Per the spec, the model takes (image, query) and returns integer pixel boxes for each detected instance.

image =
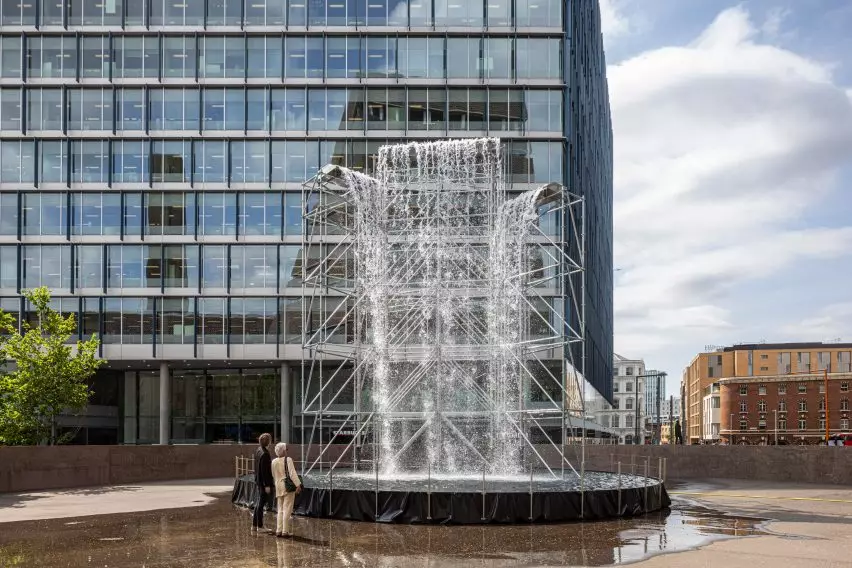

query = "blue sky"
[603,0,852,394]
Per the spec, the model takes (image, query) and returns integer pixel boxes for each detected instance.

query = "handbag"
[284,458,303,493]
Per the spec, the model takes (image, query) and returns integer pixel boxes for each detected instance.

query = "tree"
[0,287,105,445]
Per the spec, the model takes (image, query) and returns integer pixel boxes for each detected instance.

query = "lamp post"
[729,413,734,444]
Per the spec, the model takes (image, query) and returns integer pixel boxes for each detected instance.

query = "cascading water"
[344,138,547,477]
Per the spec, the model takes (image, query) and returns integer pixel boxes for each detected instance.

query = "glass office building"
[0,0,612,444]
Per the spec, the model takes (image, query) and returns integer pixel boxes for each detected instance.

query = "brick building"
[683,343,852,445]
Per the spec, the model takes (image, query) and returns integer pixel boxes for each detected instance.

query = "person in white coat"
[271,442,302,537]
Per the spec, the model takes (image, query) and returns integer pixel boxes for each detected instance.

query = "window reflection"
[72,192,122,236]
[163,245,199,288]
[199,193,236,235]
[231,245,277,289]
[160,299,196,345]
[240,193,282,237]
[22,245,71,291]
[202,245,227,288]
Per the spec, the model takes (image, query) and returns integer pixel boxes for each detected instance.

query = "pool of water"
[0,495,767,567]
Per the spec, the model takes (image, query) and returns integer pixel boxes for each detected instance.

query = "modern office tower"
[0,0,612,444]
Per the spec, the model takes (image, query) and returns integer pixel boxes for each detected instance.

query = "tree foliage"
[0,287,105,445]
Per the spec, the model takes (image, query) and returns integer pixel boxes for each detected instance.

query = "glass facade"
[0,0,614,442]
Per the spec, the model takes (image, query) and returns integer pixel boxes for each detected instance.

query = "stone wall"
[574,445,852,485]
[2,444,850,493]
[0,444,349,493]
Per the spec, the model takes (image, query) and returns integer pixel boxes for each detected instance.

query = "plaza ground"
[0,477,850,567]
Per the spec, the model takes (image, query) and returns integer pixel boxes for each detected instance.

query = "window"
[757,400,767,412]
[625,398,633,410]
[838,352,851,373]
[758,385,767,395]
[71,140,109,183]
[778,383,787,395]
[68,89,113,131]
[146,192,195,236]
[22,245,71,291]
[525,90,563,132]
[778,399,787,411]
[739,401,747,413]
[246,0,286,25]
[152,140,191,183]
[778,352,791,374]
[516,38,561,80]
[798,383,807,394]
[103,298,154,344]
[150,0,204,25]
[760,366,769,371]
[247,36,283,78]
[612,382,619,393]
[739,420,747,431]
[842,382,849,393]
[611,398,619,410]
[797,352,810,373]
[150,89,200,131]
[23,193,67,236]
[230,141,269,184]
[819,383,826,394]
[199,193,236,235]
[760,354,768,360]
[230,245,277,290]
[193,140,227,183]
[625,381,633,392]
[230,298,278,344]
[200,297,226,343]
[819,418,826,431]
[0,193,18,236]
[117,89,145,131]
[79,36,110,79]
[203,88,244,131]
[739,385,747,395]
[758,420,766,431]
[778,418,787,430]
[27,36,77,79]
[159,298,196,345]
[270,89,306,132]
[817,351,830,371]
[75,245,104,289]
[163,245,199,289]
[107,245,161,289]
[0,89,21,133]
[625,415,634,428]
[798,418,807,431]
[1,37,22,79]
[201,245,227,289]
[162,36,197,78]
[113,141,149,183]
[819,398,826,411]
[798,399,807,412]
[239,193,282,237]
[0,140,35,183]
[842,419,850,431]
[841,399,849,411]
[516,0,561,27]
[1,0,36,24]
[611,415,619,428]
[70,0,123,25]
[72,192,121,236]
[200,36,245,78]
[0,245,18,289]
[113,36,159,78]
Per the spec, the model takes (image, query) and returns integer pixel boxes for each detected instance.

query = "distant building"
[592,354,646,444]
[683,342,852,445]
[702,384,721,443]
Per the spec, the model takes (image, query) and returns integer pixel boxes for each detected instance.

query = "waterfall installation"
[291,138,670,523]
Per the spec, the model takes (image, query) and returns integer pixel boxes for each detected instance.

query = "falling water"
[346,138,549,477]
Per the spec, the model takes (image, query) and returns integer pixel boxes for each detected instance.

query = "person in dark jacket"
[251,433,275,533]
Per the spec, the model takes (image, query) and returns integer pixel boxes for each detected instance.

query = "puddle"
[0,496,768,567]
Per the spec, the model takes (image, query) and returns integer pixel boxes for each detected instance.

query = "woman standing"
[271,442,302,537]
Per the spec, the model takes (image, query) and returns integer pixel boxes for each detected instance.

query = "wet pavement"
[0,494,767,567]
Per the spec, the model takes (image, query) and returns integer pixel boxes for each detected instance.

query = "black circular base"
[234,472,671,524]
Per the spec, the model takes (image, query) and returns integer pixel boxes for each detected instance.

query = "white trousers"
[276,492,296,534]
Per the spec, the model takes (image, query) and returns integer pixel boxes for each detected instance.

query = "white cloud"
[600,0,630,44]
[781,303,852,342]
[610,7,852,372]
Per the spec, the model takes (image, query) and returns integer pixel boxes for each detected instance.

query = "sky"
[601,0,852,394]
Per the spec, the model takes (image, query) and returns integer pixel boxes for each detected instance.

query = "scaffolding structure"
[298,139,586,480]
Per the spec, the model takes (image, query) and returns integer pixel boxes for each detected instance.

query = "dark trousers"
[252,486,272,528]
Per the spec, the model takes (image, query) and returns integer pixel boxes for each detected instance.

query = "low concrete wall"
[0,444,348,493]
[2,444,850,493]
[575,445,852,485]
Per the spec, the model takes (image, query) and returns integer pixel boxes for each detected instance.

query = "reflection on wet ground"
[0,496,767,567]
